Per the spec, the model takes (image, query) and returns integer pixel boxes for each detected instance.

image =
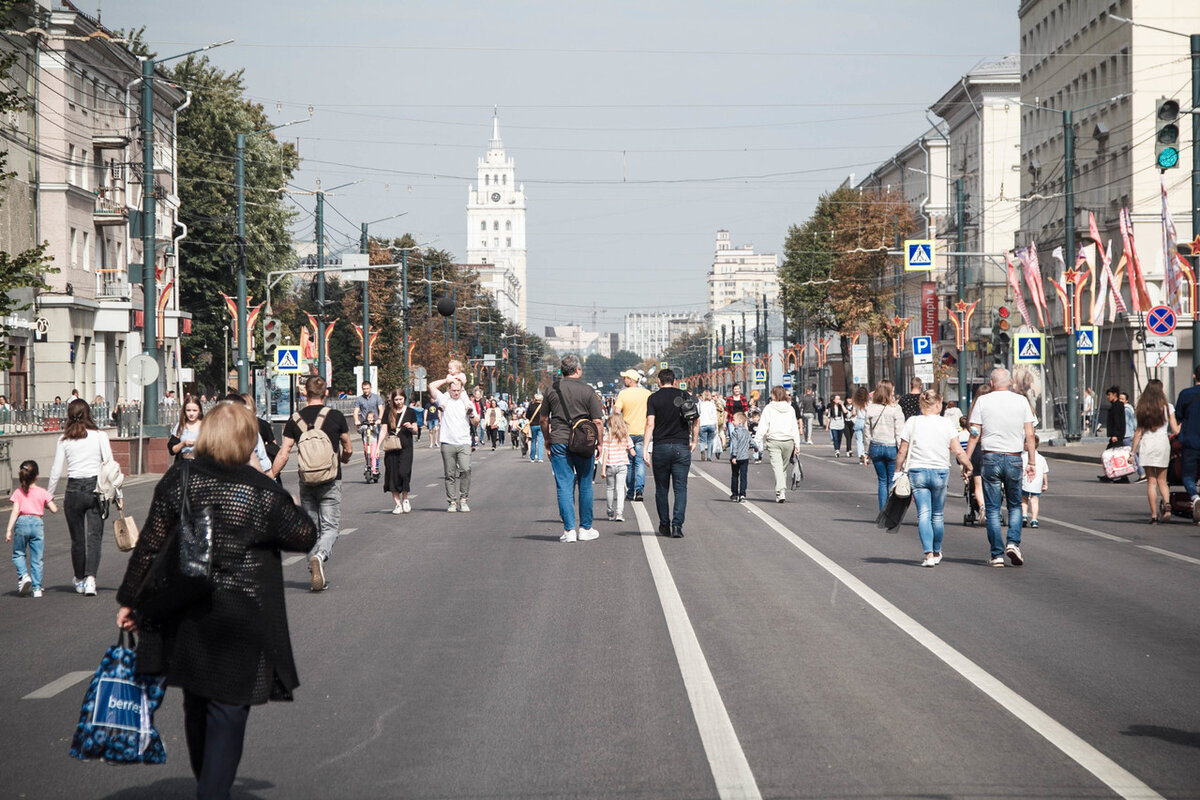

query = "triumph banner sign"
[921,282,938,338]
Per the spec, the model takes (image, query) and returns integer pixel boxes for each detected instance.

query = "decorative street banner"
[921,282,938,338]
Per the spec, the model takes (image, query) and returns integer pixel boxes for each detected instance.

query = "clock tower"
[467,110,527,326]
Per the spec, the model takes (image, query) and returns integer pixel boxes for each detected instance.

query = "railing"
[0,402,141,437]
[96,270,132,299]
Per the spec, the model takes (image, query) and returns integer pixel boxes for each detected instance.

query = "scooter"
[361,425,381,483]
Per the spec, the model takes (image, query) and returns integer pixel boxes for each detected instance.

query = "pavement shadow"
[100,776,273,799]
[513,534,566,542]
[1121,724,1200,748]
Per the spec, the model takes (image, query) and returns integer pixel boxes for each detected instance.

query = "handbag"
[69,629,167,765]
[112,504,139,552]
[1102,445,1136,479]
[381,434,404,453]
[133,461,215,624]
[892,471,912,497]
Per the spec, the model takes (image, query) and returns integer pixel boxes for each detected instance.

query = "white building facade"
[624,312,703,360]
[466,113,527,326]
[707,230,779,313]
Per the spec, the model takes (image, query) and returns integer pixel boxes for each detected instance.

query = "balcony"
[93,187,127,227]
[93,132,130,150]
[96,270,132,301]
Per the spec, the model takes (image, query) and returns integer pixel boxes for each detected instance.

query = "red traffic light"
[997,306,1010,319]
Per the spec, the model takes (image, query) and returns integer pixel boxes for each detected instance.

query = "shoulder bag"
[112,501,139,552]
[381,408,405,453]
[554,382,599,457]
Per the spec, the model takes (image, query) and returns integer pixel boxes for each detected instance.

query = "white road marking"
[426,483,439,488]
[339,527,357,536]
[632,501,761,800]
[283,555,305,566]
[692,469,1164,800]
[23,670,93,700]
[1039,515,1131,543]
[1137,545,1200,566]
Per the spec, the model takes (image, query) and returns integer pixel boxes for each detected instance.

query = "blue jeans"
[982,453,1023,558]
[853,425,865,458]
[550,443,594,532]
[698,425,717,459]
[651,442,691,528]
[626,435,645,494]
[830,427,844,452]
[910,469,949,555]
[11,516,44,590]
[528,425,544,461]
[1183,446,1200,498]
[869,442,898,509]
[299,480,342,561]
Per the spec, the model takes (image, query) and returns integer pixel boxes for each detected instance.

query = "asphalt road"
[2,435,1198,799]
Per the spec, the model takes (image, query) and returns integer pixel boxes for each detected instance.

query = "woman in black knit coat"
[116,401,317,800]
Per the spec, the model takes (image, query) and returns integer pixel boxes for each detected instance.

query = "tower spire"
[490,106,503,149]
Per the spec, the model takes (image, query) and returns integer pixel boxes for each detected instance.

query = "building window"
[485,175,489,185]
[481,239,487,248]
[481,221,486,231]
[70,227,78,267]
[68,144,76,184]
[493,238,499,248]
[505,220,512,231]
[506,238,511,247]
[502,175,507,185]
[493,221,499,230]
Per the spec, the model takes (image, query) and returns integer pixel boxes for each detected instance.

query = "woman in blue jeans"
[864,380,905,509]
[896,389,973,567]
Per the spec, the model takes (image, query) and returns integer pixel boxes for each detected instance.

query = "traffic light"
[502,347,509,360]
[1155,97,1181,170]
[996,306,1011,338]
[262,316,281,353]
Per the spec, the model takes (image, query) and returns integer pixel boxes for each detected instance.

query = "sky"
[103,0,1016,334]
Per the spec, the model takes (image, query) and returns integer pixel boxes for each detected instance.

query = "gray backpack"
[293,408,338,484]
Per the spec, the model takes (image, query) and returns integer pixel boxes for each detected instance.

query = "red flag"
[1120,207,1151,311]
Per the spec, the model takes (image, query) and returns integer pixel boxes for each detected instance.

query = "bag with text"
[70,630,167,765]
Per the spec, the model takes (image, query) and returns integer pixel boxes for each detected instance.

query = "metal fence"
[0,402,143,438]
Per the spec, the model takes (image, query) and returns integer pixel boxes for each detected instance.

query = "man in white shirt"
[965,368,1037,567]
[429,375,481,512]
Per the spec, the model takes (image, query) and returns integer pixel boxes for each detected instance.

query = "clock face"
[491,192,501,202]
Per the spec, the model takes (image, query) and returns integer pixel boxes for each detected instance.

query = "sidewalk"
[1041,437,1110,465]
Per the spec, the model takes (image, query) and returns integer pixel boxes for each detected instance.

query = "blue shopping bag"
[69,630,167,765]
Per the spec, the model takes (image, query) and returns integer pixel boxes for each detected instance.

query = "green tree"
[0,5,55,370]
[610,349,642,373]
[170,55,299,391]
[582,353,613,386]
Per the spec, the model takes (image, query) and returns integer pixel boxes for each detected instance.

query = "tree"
[583,353,613,386]
[610,349,642,372]
[0,8,55,371]
[170,55,299,390]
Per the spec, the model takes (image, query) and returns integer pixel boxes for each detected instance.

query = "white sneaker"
[559,529,577,543]
[402,498,411,513]
[459,500,471,513]
[31,589,42,598]
[74,579,85,595]
[921,555,936,567]
[18,575,31,596]
[83,576,97,596]
[447,503,458,513]
[578,528,599,541]
[932,552,943,565]
[391,504,403,515]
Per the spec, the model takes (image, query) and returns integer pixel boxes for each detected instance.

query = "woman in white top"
[168,395,204,463]
[755,386,802,502]
[897,389,973,567]
[851,386,870,465]
[696,391,719,462]
[865,380,906,510]
[1130,379,1178,523]
[46,399,114,596]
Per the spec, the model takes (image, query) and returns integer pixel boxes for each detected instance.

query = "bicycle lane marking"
[691,468,1164,800]
[630,501,762,800]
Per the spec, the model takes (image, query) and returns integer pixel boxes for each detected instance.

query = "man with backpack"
[539,354,605,542]
[271,375,352,592]
[644,368,700,538]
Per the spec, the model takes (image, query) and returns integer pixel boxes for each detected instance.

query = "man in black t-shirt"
[644,368,699,538]
[271,375,352,592]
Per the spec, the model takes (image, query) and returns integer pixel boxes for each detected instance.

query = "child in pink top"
[599,413,636,522]
[6,460,58,597]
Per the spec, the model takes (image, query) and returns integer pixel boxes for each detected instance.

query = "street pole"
[316,190,327,381]
[139,58,158,424]
[235,132,248,394]
[956,178,967,407]
[894,229,903,384]
[1192,34,1200,369]
[401,249,409,391]
[1064,109,1080,440]
[360,223,370,373]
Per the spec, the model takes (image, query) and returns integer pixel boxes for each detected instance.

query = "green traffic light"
[1157,147,1180,169]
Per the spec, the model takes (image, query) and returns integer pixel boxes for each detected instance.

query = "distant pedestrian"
[428,373,480,512]
[485,399,503,450]
[798,387,817,444]
[865,380,905,510]
[412,399,425,441]
[541,355,605,542]
[1119,391,1144,481]
[898,377,924,420]
[697,390,719,461]
[756,386,801,502]
[728,411,759,502]
[644,368,699,537]
[1082,387,1096,436]
[600,412,636,522]
[827,394,848,457]
[6,460,57,598]
[426,402,440,448]
[895,389,972,567]
[614,370,651,500]
[851,386,870,465]
[1102,386,1130,484]
[1020,436,1049,528]
[1176,365,1200,522]
[525,393,546,462]
[1131,379,1177,523]
[725,383,750,443]
[167,396,204,463]
[47,399,114,596]
[815,396,826,428]
[965,368,1038,567]
[270,375,353,591]
[381,390,418,514]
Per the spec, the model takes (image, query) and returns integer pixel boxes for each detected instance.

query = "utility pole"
[360,223,369,372]
[894,228,903,384]
[316,189,326,381]
[956,178,967,407]
[1192,34,1200,370]
[139,57,158,422]
[1064,109,1079,440]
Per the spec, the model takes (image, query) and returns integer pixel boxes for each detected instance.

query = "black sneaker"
[634,491,644,502]
[730,493,738,502]
[658,522,670,537]
[670,525,684,538]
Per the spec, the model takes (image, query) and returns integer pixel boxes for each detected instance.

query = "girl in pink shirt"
[6,460,58,598]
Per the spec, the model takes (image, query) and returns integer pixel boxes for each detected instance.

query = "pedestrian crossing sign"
[1075,326,1098,355]
[274,346,303,373]
[905,239,935,271]
[1014,333,1045,365]
[753,368,767,383]
[730,350,744,364]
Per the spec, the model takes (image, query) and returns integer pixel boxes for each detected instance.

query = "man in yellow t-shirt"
[614,369,652,501]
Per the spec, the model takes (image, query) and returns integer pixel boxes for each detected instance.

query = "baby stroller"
[361,424,381,483]
[962,472,981,526]
[1166,436,1194,519]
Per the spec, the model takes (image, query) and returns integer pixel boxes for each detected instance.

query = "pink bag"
[1102,446,1136,480]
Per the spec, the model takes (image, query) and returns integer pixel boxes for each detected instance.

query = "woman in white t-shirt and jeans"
[46,399,114,596]
[897,390,973,567]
